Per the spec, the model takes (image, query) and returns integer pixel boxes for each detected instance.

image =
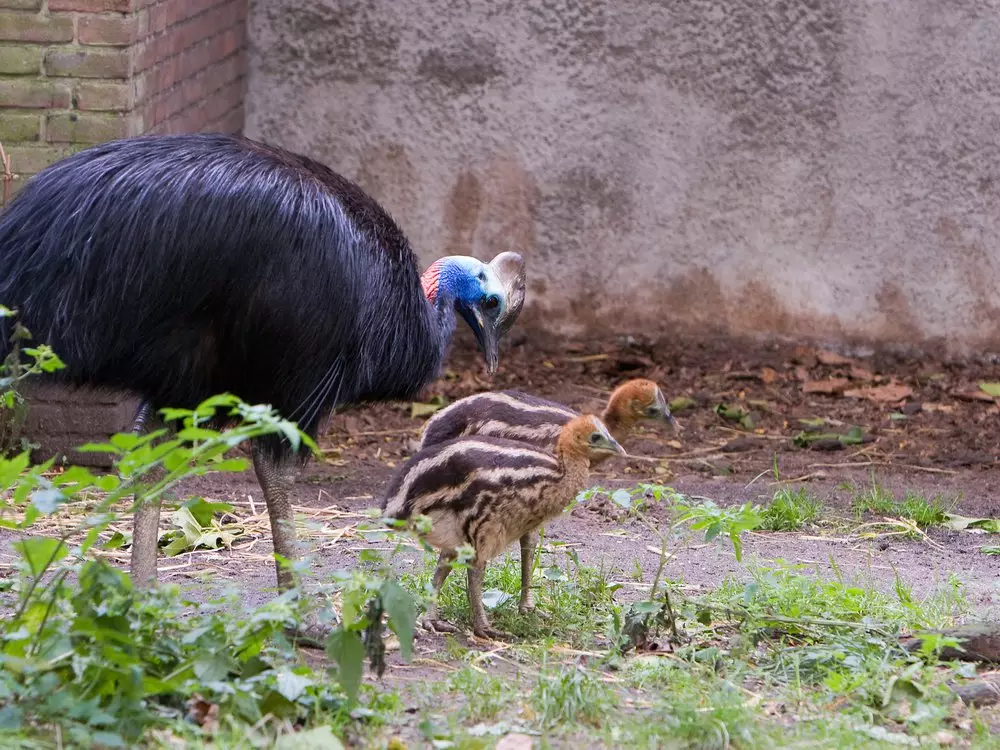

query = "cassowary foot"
[472,623,513,642]
[419,615,459,635]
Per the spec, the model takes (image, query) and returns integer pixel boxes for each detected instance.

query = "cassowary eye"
[589,432,602,444]
[483,295,500,311]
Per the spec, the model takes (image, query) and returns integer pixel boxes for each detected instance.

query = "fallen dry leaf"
[952,389,995,403]
[760,366,778,384]
[843,383,913,402]
[793,366,810,382]
[802,378,850,395]
[817,349,855,366]
[791,346,817,366]
[849,365,874,381]
[922,402,955,414]
[495,734,534,750]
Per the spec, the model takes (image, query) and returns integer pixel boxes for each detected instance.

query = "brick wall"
[0,0,248,194]
[0,0,248,465]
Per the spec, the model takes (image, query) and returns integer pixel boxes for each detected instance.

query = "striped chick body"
[382,414,624,638]
[382,435,578,563]
[419,390,577,451]
[416,379,676,622]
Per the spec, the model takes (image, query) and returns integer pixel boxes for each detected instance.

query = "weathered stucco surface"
[246,0,1000,356]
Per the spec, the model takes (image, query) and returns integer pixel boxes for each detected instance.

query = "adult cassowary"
[0,132,527,598]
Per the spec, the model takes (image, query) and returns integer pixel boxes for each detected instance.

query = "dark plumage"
[381,414,625,639]
[0,133,526,598]
[418,378,676,615]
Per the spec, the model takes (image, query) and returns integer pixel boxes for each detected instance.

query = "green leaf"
[380,580,416,661]
[542,565,568,582]
[90,732,126,748]
[14,536,67,576]
[183,498,233,527]
[275,668,314,702]
[273,726,346,750]
[481,589,512,609]
[30,487,65,514]
[0,705,21,732]
[326,629,365,706]
[611,489,633,508]
[979,382,1000,398]
[668,396,696,413]
[194,651,235,682]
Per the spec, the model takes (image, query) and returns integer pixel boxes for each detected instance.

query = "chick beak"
[655,390,681,432]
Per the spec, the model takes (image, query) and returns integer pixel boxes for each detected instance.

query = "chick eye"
[589,432,602,444]
[483,294,500,311]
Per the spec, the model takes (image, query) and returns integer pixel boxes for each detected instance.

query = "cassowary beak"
[474,307,500,375]
[458,304,500,375]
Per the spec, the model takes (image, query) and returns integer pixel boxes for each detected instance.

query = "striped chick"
[381,414,625,640]
[417,378,677,614]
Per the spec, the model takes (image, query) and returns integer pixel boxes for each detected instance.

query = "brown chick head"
[557,414,627,460]
[606,378,678,430]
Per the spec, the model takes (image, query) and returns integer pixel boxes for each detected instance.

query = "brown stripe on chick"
[381,437,559,518]
[420,390,577,447]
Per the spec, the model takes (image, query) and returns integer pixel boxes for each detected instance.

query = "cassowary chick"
[418,378,677,613]
[381,414,625,639]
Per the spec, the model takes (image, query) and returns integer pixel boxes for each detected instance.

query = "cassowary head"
[421,252,526,374]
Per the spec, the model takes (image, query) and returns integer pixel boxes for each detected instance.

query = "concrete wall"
[250,0,998,356]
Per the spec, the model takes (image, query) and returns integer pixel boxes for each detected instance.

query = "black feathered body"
[0,134,452,457]
[419,390,578,450]
[381,434,587,564]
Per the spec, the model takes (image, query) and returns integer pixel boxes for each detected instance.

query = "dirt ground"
[146,329,1000,615]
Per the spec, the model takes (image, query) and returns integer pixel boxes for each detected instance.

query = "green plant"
[852,475,896,516]
[446,667,507,722]
[898,492,953,527]
[0,306,65,457]
[759,487,823,531]
[530,664,614,729]
[0,394,419,747]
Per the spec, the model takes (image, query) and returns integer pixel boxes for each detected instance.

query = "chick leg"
[518,532,538,614]
[419,551,458,634]
[129,401,164,587]
[468,562,509,641]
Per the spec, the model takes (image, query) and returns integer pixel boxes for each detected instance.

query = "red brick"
[204,103,242,134]
[78,13,136,46]
[74,80,131,110]
[0,11,74,43]
[0,0,41,10]
[45,49,128,78]
[49,0,131,11]
[46,112,126,142]
[0,79,71,108]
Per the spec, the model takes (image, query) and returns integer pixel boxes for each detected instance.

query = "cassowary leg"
[518,531,538,614]
[251,440,330,649]
[468,562,509,641]
[250,441,300,591]
[130,401,164,588]
[419,551,458,634]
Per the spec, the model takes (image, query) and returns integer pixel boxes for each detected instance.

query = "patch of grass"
[530,664,616,729]
[851,475,897,516]
[406,551,618,649]
[446,667,507,722]
[898,492,954,527]
[759,487,823,531]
